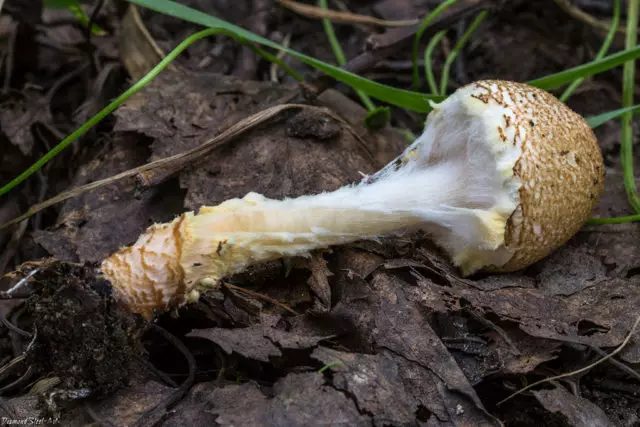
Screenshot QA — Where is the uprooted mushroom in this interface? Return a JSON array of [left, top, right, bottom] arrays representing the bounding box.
[[100, 80, 605, 319]]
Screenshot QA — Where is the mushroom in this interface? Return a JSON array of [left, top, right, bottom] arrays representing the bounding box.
[[101, 80, 605, 318]]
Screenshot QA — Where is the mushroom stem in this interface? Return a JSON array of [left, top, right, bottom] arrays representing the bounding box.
[[186, 162, 502, 260], [101, 162, 503, 318]]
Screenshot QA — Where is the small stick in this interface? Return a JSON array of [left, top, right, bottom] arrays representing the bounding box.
[[223, 282, 300, 316], [552, 0, 629, 36], [277, 0, 419, 27]]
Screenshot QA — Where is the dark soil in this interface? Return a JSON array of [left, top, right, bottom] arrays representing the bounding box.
[[24, 262, 140, 401], [1, 0, 639, 426]]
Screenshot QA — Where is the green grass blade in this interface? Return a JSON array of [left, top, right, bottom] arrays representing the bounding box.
[[44, 0, 106, 35], [318, 361, 345, 373], [250, 45, 304, 81], [559, 0, 620, 102], [0, 28, 230, 198], [411, 0, 458, 90], [128, 0, 440, 112], [318, 0, 387, 127], [424, 30, 447, 95], [439, 11, 487, 96], [588, 214, 640, 225], [621, 0, 640, 212], [586, 104, 640, 129], [528, 44, 640, 90], [319, 0, 346, 65], [131, 0, 640, 111]]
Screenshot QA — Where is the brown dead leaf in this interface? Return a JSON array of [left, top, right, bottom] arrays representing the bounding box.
[[113, 71, 405, 210], [533, 386, 615, 427], [368, 271, 496, 419], [331, 247, 385, 306], [591, 169, 634, 219], [266, 372, 371, 425], [372, 256, 560, 376], [62, 379, 175, 427], [163, 382, 267, 427], [187, 324, 332, 362], [168, 373, 369, 426], [534, 242, 606, 296], [0, 91, 52, 156], [588, 224, 640, 279], [120, 4, 177, 82], [31, 134, 183, 262], [306, 251, 333, 312], [583, 169, 640, 279], [325, 255, 500, 424], [488, 326, 561, 374], [416, 276, 640, 349], [312, 346, 498, 426], [338, 247, 386, 280], [619, 336, 640, 364]]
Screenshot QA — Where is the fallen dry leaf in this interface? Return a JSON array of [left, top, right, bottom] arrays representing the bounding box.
[[416, 275, 640, 350], [61, 379, 175, 427], [0, 91, 52, 156], [168, 373, 370, 426], [306, 251, 333, 312], [312, 346, 499, 426], [533, 386, 615, 427], [188, 324, 332, 362], [31, 134, 182, 263], [113, 71, 405, 210]]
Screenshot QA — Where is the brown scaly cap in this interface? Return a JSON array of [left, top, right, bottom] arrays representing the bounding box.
[[470, 80, 605, 271]]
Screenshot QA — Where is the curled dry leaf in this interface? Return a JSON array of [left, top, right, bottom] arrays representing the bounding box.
[[306, 251, 333, 312]]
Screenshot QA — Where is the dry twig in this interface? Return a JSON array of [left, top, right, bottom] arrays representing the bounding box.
[[552, 0, 631, 35], [277, 0, 419, 27]]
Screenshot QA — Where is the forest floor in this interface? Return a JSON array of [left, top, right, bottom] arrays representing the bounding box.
[[0, 0, 639, 426]]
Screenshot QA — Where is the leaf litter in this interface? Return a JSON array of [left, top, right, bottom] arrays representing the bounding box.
[[1, 1, 640, 426]]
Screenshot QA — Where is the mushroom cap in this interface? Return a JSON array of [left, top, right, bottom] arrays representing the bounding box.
[[366, 80, 604, 274], [466, 80, 604, 271], [428, 80, 605, 273]]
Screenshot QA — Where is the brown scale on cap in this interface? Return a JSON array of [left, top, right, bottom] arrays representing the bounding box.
[[471, 80, 605, 272]]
